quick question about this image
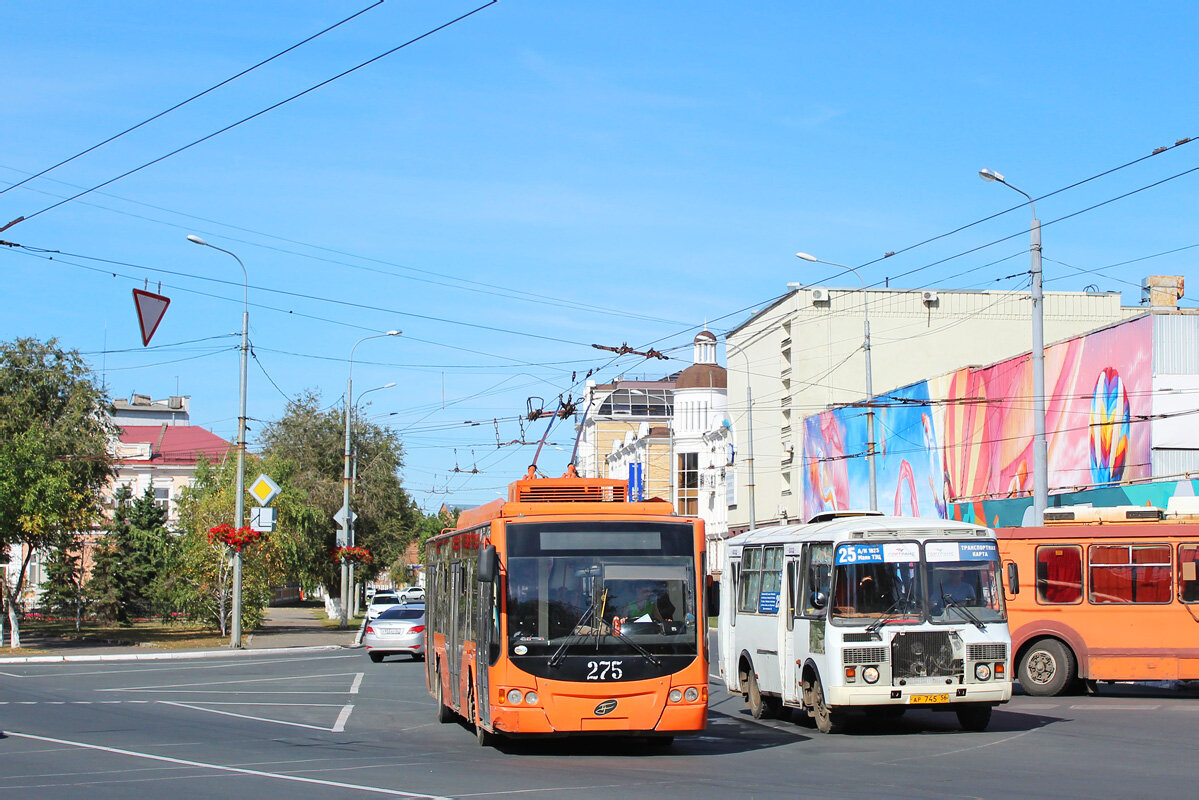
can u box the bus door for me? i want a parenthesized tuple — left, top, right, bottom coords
(753, 545, 784, 695)
(781, 544, 803, 704)
(475, 559, 495, 727)
(791, 542, 833, 695)
(721, 547, 741, 691)
(447, 560, 462, 708)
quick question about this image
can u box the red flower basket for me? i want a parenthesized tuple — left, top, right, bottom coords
(332, 545, 373, 565)
(208, 523, 266, 553)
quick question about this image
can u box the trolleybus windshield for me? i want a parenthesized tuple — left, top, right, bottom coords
(505, 521, 698, 681)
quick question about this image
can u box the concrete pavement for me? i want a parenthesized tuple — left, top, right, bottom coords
(0, 602, 360, 663)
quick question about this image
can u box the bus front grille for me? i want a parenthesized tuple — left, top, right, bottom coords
(968, 643, 1008, 662)
(842, 647, 888, 665)
(891, 631, 958, 679)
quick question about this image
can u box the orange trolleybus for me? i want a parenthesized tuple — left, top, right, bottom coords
(424, 474, 709, 745)
(996, 506, 1199, 696)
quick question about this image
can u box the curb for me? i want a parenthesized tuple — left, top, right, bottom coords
(0, 644, 349, 665)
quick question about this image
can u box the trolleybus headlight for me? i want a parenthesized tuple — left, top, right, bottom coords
(684, 687, 700, 702)
(507, 689, 524, 705)
(862, 667, 880, 684)
(669, 689, 683, 703)
(975, 663, 992, 681)
(524, 691, 539, 705)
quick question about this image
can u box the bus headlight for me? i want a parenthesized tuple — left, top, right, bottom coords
(975, 663, 992, 681)
(669, 689, 683, 703)
(507, 689, 524, 704)
(862, 667, 880, 684)
(524, 691, 539, 705)
(684, 687, 700, 702)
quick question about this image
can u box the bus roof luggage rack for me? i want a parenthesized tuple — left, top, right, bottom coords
(1044, 505, 1164, 525)
(509, 477, 627, 504)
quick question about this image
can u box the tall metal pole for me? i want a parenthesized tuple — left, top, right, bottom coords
(796, 253, 878, 511)
(979, 170, 1048, 524)
(187, 235, 248, 648)
(341, 332, 399, 628)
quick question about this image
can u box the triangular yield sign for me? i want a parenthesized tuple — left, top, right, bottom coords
(133, 288, 171, 346)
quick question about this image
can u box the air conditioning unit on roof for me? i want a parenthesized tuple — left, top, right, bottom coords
(921, 290, 939, 304)
(810, 287, 829, 304)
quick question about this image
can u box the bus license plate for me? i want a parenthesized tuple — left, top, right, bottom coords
(908, 693, 949, 704)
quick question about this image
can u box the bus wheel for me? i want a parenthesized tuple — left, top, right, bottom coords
(955, 704, 992, 731)
(435, 664, 455, 723)
(810, 676, 846, 734)
(1018, 639, 1076, 697)
(747, 671, 773, 720)
(468, 682, 493, 747)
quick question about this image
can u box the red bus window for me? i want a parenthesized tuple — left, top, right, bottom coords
(1089, 544, 1172, 604)
(1036, 546, 1082, 604)
(1180, 545, 1199, 603)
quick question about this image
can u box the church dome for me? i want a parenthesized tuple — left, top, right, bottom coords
(675, 362, 727, 389)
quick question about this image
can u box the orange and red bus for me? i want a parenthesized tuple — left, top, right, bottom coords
(424, 474, 708, 745)
(997, 508, 1199, 696)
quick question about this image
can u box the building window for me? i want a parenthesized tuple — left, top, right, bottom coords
(154, 486, 171, 512)
(677, 452, 698, 515)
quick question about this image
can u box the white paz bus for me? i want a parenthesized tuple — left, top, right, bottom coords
(719, 513, 1012, 733)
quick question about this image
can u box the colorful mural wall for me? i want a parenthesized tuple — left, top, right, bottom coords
(801, 315, 1155, 523)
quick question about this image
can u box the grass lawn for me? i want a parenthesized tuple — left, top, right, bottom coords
(16, 618, 226, 650)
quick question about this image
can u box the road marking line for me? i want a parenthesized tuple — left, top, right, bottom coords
(1069, 704, 1160, 710)
(99, 671, 361, 692)
(4, 731, 452, 799)
(6, 653, 362, 679)
(159, 700, 341, 732)
(333, 703, 355, 732)
(173, 701, 347, 707)
(350, 672, 364, 694)
(100, 690, 351, 695)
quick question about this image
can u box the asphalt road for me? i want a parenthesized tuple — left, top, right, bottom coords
(2, 648, 1195, 799)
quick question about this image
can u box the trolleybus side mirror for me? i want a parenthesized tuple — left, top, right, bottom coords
(810, 591, 828, 609)
(1006, 562, 1020, 595)
(478, 545, 497, 584)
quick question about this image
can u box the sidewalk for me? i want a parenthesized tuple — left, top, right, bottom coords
(0, 603, 361, 663)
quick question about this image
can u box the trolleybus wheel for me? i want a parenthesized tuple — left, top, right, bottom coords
(747, 671, 773, 720)
(1018, 638, 1076, 697)
(811, 675, 846, 734)
(955, 703, 992, 731)
(435, 663, 455, 723)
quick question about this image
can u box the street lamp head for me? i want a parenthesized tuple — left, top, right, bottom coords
(386, 330, 401, 337)
(186, 234, 208, 246)
(795, 252, 818, 263)
(978, 168, 1005, 183)
(382, 381, 397, 389)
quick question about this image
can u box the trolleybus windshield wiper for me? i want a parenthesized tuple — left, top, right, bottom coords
(548, 589, 661, 668)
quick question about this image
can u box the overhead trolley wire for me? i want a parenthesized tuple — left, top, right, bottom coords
(2, 0, 499, 230)
(0, 1, 386, 198)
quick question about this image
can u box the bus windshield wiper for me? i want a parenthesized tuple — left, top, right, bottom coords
(942, 598, 986, 631)
(866, 600, 914, 633)
(548, 590, 660, 667)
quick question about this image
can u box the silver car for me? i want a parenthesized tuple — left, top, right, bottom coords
(364, 604, 425, 662)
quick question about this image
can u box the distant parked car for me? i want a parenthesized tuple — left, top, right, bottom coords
(398, 587, 425, 603)
(365, 592, 401, 621)
(363, 605, 426, 662)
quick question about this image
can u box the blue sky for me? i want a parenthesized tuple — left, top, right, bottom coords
(3, 1, 1197, 511)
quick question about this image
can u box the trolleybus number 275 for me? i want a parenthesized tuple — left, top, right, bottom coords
(585, 660, 624, 680)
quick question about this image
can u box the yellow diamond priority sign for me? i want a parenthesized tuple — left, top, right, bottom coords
(249, 473, 281, 507)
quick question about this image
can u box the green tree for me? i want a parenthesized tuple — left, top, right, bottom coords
(0, 337, 113, 648)
(86, 487, 176, 624)
(258, 391, 418, 595)
(40, 532, 86, 631)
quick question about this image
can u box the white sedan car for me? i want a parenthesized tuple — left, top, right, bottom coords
(365, 592, 401, 621)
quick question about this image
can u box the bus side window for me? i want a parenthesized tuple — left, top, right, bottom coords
(802, 543, 832, 617)
(1181, 545, 1199, 603)
(1036, 545, 1083, 604)
(738, 547, 763, 613)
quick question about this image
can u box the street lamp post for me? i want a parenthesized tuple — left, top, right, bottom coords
(341, 332, 400, 628)
(348, 381, 395, 616)
(979, 168, 1048, 525)
(187, 234, 249, 648)
(795, 252, 878, 512)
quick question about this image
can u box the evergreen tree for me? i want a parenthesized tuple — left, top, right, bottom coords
(86, 486, 174, 624)
(40, 533, 86, 631)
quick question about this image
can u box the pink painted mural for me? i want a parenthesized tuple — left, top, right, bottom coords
(802, 315, 1154, 522)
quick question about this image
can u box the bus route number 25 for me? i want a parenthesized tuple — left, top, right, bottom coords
(586, 660, 623, 680)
